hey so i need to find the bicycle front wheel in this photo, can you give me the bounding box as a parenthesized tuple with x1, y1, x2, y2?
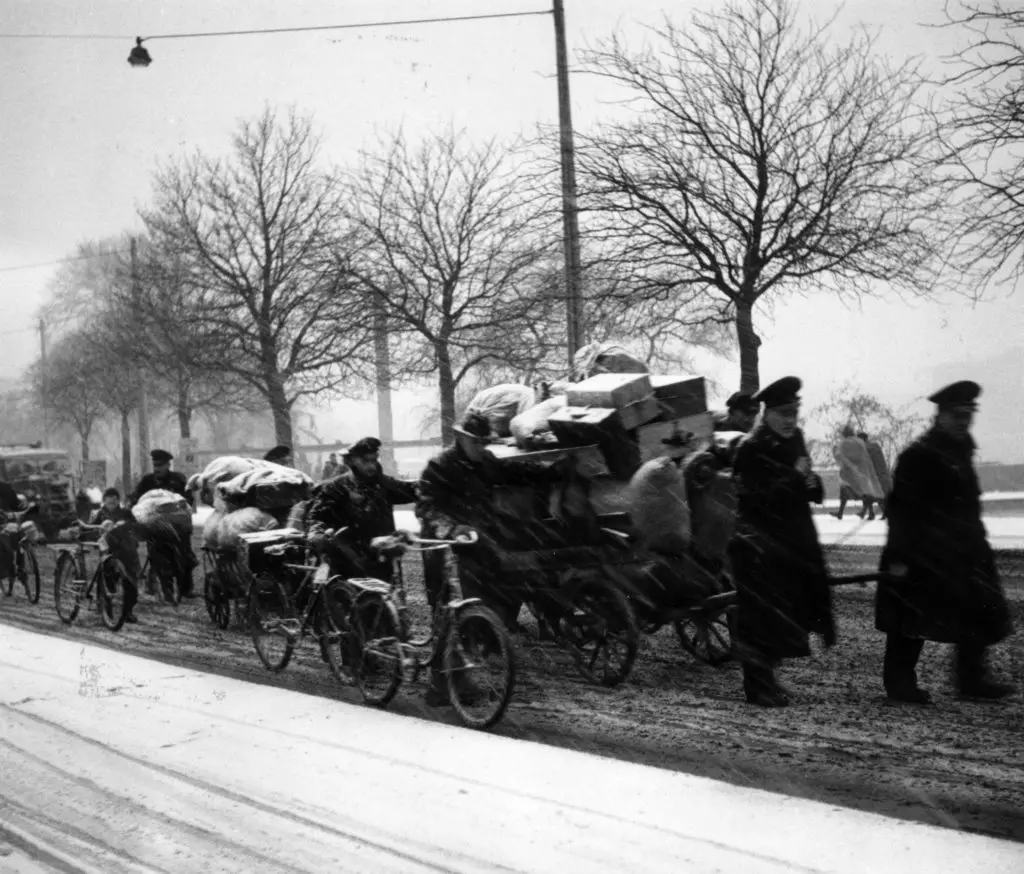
(20, 547, 41, 604)
(350, 593, 403, 707)
(53, 551, 83, 624)
(248, 573, 296, 672)
(445, 604, 516, 730)
(97, 558, 129, 632)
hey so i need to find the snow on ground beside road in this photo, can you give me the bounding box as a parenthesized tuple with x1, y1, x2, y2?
(1, 625, 1021, 874)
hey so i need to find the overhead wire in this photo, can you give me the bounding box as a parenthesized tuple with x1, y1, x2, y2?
(0, 250, 131, 274)
(0, 9, 552, 43)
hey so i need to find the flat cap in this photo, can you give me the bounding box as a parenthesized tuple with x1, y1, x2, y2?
(725, 391, 758, 412)
(453, 412, 492, 440)
(346, 437, 382, 458)
(753, 376, 802, 410)
(928, 380, 981, 410)
(150, 449, 173, 463)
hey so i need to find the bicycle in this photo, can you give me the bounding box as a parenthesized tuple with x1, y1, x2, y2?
(243, 529, 352, 687)
(349, 529, 516, 731)
(52, 522, 133, 631)
(1, 506, 42, 604)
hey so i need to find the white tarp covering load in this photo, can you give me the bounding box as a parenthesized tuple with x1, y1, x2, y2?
(510, 395, 568, 448)
(191, 456, 276, 507)
(216, 464, 313, 511)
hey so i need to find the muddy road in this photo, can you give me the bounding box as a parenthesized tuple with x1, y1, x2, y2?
(2, 544, 1022, 843)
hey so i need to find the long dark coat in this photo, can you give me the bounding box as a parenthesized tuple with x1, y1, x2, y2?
(728, 424, 835, 660)
(876, 428, 1013, 645)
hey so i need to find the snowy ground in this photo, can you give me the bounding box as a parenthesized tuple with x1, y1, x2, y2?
(2, 624, 1022, 874)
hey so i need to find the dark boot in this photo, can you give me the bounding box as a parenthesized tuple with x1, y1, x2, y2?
(883, 634, 930, 703)
(956, 644, 1017, 700)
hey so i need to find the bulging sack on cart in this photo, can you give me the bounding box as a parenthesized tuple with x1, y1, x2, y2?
(216, 507, 280, 551)
(509, 395, 568, 448)
(572, 343, 648, 381)
(626, 457, 691, 556)
(202, 509, 225, 551)
(217, 464, 313, 511)
(132, 489, 193, 541)
(465, 383, 538, 437)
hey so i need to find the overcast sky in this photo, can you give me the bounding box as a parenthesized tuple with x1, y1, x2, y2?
(2, 0, 1022, 459)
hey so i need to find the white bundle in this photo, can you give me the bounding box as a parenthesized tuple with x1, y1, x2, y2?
(510, 395, 568, 448)
(132, 488, 193, 541)
(465, 384, 538, 437)
(626, 457, 691, 556)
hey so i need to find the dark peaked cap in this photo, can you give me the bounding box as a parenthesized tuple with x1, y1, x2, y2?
(928, 380, 981, 410)
(150, 449, 173, 462)
(726, 391, 758, 412)
(753, 376, 802, 409)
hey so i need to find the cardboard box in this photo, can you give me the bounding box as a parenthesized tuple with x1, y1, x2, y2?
(617, 394, 661, 430)
(566, 373, 654, 410)
(650, 375, 707, 420)
(633, 412, 715, 465)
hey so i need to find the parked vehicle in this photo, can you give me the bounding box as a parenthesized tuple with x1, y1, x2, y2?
(0, 445, 77, 539)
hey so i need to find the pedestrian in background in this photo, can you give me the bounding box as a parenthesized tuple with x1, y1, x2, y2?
(876, 381, 1016, 704)
(859, 431, 892, 520)
(832, 426, 883, 520)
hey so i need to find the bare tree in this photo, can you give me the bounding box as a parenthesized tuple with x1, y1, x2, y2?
(575, 0, 945, 392)
(142, 107, 374, 446)
(344, 128, 559, 441)
(936, 1, 1024, 288)
(30, 333, 106, 461)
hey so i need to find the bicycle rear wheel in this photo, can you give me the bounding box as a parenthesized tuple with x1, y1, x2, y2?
(97, 558, 129, 632)
(248, 573, 296, 672)
(350, 593, 403, 707)
(445, 604, 516, 730)
(148, 544, 181, 605)
(20, 547, 41, 604)
(53, 552, 83, 624)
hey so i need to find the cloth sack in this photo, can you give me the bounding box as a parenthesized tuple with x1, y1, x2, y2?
(626, 457, 691, 556)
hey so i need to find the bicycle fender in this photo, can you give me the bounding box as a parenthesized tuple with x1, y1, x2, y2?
(449, 597, 484, 614)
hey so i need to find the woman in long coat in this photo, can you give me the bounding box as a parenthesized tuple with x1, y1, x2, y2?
(832, 426, 884, 520)
(877, 381, 1015, 703)
(728, 377, 836, 707)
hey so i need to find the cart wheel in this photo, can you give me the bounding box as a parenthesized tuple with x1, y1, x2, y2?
(204, 569, 231, 630)
(559, 578, 639, 687)
(675, 604, 736, 666)
(317, 580, 356, 687)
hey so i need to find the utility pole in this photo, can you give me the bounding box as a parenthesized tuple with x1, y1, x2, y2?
(38, 318, 49, 441)
(553, 0, 585, 373)
(373, 301, 397, 476)
(130, 237, 150, 487)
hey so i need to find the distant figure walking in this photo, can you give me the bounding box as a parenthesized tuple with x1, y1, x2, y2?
(321, 452, 341, 481)
(832, 426, 883, 520)
(859, 432, 892, 520)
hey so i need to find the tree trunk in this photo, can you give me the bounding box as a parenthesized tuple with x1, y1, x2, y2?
(438, 345, 457, 445)
(120, 412, 132, 493)
(79, 431, 90, 462)
(265, 373, 293, 446)
(177, 383, 192, 440)
(374, 305, 397, 476)
(735, 298, 762, 394)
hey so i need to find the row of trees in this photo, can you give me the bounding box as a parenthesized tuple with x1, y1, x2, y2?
(33, 0, 1024, 458)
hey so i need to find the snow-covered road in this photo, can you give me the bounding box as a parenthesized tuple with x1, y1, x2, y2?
(1, 626, 1021, 873)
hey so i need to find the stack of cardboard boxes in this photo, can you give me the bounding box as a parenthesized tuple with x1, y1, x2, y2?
(486, 372, 712, 486)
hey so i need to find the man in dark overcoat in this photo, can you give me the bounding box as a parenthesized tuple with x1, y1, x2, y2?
(877, 381, 1015, 703)
(728, 376, 835, 707)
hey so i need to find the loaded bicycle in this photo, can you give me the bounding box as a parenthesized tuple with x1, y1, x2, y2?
(352, 529, 516, 730)
(1, 505, 42, 604)
(240, 528, 351, 686)
(201, 545, 249, 629)
(52, 521, 133, 631)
